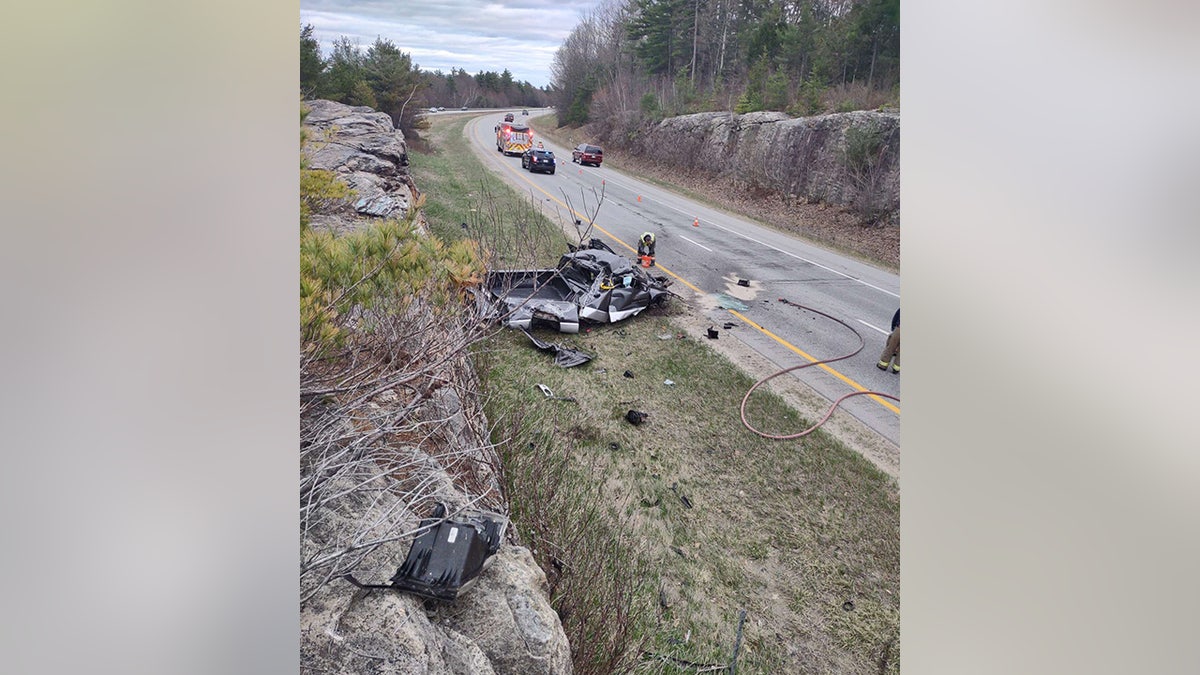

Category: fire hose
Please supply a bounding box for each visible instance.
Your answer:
[739,298,899,440]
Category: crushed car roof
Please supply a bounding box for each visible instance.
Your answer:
[478,239,673,333]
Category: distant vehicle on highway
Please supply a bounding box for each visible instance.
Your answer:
[572,144,603,167]
[504,112,515,122]
[460,106,468,111]
[522,110,529,115]
[521,148,556,174]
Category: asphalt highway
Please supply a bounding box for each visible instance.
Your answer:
[464,110,901,448]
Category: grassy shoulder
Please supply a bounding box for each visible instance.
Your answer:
[409,115,899,675]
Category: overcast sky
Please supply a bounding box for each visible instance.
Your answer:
[300,0,604,89]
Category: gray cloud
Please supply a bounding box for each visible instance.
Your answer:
[301,0,602,87]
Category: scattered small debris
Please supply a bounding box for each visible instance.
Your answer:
[535,383,576,402]
[842,600,855,612]
[624,370,635,378]
[670,483,693,509]
[608,442,620,451]
[663,379,675,386]
[657,333,673,340]
[640,495,661,507]
[670,545,685,558]
[706,327,719,339]
[625,409,648,425]
[723,322,737,329]
[737,278,750,287]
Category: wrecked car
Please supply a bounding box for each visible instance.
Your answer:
[479,239,673,333]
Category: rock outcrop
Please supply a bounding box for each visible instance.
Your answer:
[302,99,416,219]
[622,110,900,222]
[299,99,573,675]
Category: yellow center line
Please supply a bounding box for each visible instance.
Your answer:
[474,119,900,417]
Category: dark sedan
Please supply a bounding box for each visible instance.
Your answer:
[521,148,556,174]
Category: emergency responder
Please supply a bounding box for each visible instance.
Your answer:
[637,232,656,258]
[877,308,900,373]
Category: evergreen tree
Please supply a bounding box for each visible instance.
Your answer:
[300,24,324,98]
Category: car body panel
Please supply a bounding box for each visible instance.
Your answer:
[478,239,672,334]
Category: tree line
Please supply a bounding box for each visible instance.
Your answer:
[301,26,552,139]
[550,0,898,127]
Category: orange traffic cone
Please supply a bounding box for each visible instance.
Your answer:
[692,217,699,227]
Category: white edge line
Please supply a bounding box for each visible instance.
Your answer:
[679,235,712,252]
[857,320,889,335]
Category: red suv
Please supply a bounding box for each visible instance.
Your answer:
[572,144,603,167]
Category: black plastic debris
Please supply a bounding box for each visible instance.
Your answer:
[737,279,750,287]
[670,483,693,509]
[625,409,648,425]
[623,370,635,378]
[723,322,737,329]
[842,600,855,612]
[706,327,719,339]
[343,503,508,602]
[522,329,594,368]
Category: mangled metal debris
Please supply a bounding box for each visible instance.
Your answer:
[479,239,673,334]
[522,328,594,368]
[344,503,508,602]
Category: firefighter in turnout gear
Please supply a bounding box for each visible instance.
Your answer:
[637,232,656,267]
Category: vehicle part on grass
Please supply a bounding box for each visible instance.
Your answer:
[535,383,577,402]
[707,327,719,339]
[739,298,900,439]
[670,483,693,509]
[478,239,673,334]
[342,503,508,602]
[624,370,635,378]
[625,409,647,425]
[521,328,593,368]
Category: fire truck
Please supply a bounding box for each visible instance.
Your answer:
[496,121,534,156]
